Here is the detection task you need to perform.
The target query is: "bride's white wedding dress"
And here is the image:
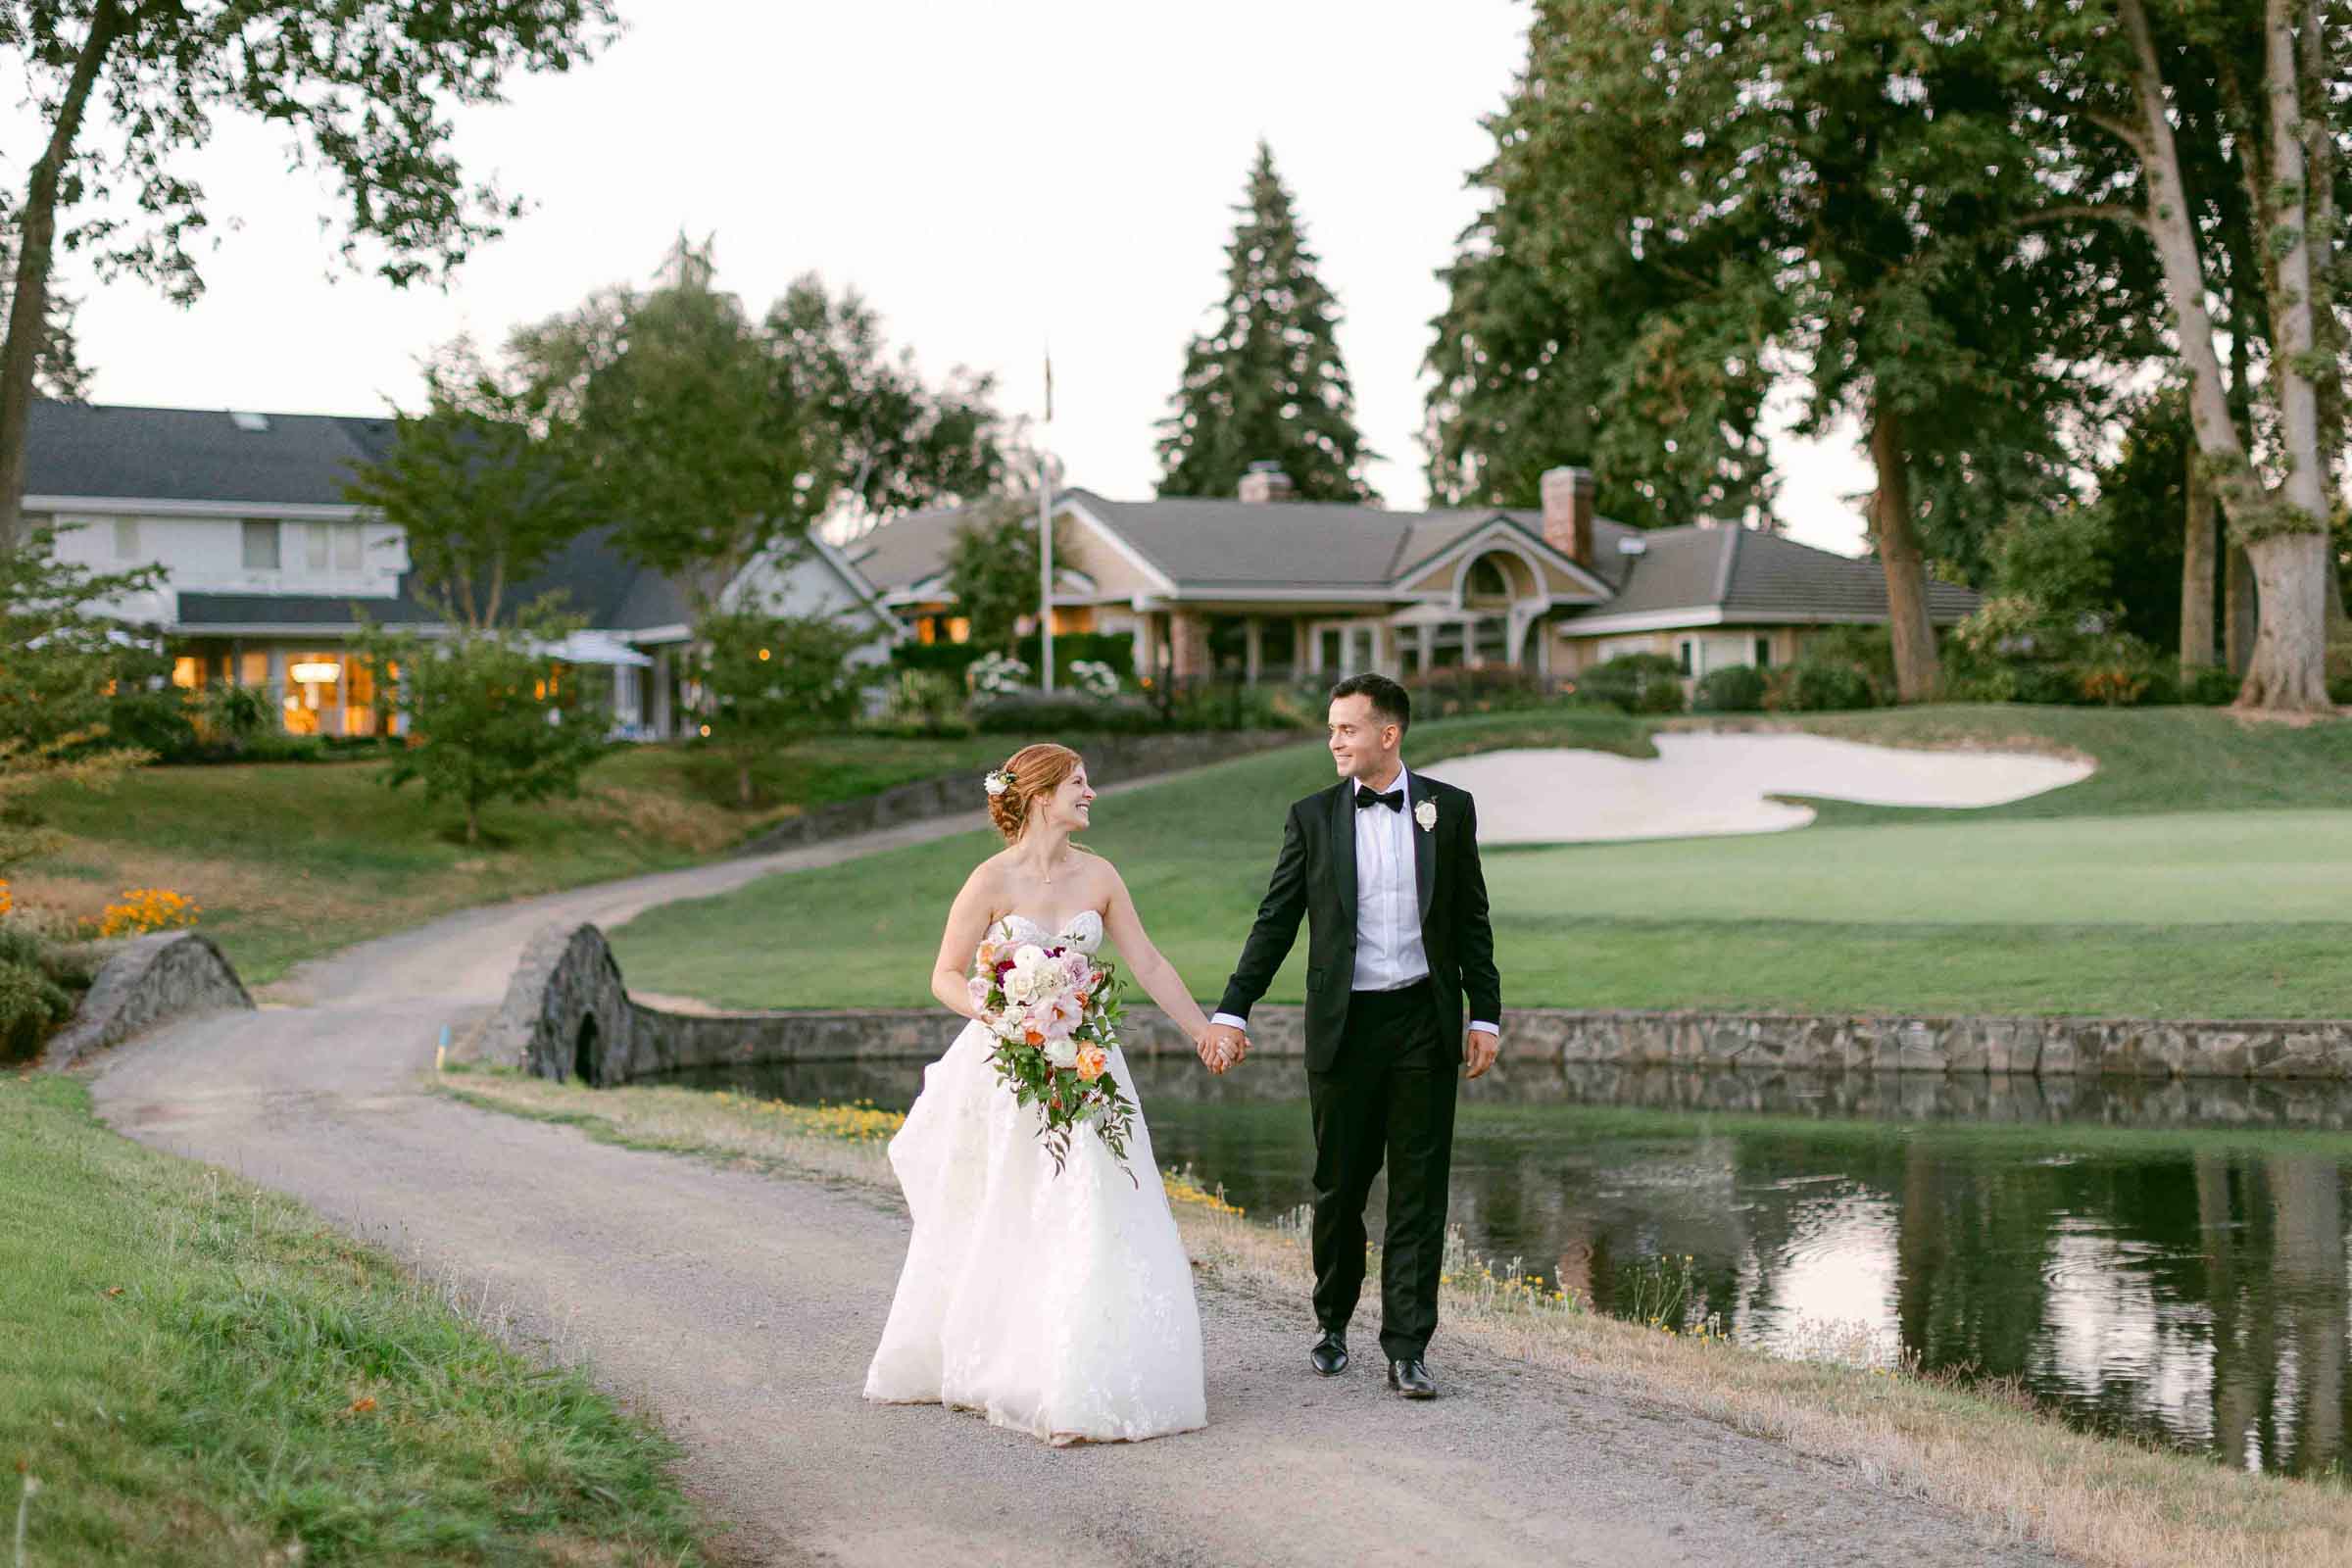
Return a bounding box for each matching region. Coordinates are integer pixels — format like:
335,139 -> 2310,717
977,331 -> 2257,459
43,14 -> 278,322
863,909 -> 1207,1444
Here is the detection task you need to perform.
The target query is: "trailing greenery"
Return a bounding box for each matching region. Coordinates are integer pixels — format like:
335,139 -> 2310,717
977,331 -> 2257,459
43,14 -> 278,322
0,1073 -> 708,1566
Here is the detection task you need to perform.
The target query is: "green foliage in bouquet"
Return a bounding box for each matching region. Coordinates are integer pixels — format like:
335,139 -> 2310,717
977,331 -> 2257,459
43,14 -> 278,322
970,925 -> 1141,1184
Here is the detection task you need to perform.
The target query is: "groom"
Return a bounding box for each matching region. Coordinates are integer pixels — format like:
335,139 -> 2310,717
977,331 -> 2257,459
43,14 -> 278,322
1200,673 -> 1500,1399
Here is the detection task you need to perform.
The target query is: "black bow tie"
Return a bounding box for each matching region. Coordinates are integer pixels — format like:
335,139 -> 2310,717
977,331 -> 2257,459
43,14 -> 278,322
1355,785 -> 1405,812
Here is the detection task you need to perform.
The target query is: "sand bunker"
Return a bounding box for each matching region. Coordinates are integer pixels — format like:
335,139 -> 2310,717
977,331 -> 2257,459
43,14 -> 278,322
1418,733 -> 2094,845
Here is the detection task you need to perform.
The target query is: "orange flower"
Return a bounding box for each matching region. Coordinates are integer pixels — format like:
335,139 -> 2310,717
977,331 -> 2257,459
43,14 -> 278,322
1075,1045 -> 1108,1082
1023,1028 -> 1045,1047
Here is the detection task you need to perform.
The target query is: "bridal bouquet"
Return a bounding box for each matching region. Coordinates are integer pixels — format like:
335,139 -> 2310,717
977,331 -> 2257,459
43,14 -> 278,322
969,922 -> 1140,1183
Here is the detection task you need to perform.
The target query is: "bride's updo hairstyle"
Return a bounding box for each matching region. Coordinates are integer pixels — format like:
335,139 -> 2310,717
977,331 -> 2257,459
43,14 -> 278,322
985,742 -> 1083,843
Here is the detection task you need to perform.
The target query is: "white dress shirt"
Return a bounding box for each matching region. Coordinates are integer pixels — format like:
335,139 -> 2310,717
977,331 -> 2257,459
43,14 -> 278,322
1215,760 -> 1497,1039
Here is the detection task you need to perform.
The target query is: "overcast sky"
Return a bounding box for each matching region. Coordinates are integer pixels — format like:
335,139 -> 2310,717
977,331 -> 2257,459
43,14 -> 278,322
52,0 -> 1875,555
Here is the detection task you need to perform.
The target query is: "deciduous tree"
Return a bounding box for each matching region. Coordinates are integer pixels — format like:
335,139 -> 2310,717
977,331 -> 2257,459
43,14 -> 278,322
0,0 -> 621,554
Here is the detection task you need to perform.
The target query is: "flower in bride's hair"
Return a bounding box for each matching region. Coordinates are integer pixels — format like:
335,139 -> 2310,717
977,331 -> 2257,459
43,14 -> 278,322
982,767 -> 1016,798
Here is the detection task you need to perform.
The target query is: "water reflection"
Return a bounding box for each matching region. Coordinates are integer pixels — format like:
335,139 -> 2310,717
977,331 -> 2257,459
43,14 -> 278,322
659,1056 -> 2352,1475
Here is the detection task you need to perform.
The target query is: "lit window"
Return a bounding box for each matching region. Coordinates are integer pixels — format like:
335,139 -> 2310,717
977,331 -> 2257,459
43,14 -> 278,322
171,657 -> 199,689
242,519 -> 280,570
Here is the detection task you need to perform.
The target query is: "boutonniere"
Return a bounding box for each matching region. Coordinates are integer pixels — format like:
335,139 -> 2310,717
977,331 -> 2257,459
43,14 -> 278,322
1414,799 -> 1438,833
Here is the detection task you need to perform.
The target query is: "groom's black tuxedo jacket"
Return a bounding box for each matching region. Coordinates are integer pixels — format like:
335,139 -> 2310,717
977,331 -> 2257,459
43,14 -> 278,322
1217,769 -> 1501,1074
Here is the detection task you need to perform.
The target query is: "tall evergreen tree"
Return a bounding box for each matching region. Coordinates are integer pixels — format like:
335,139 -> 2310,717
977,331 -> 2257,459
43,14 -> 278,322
1155,141 -> 1377,503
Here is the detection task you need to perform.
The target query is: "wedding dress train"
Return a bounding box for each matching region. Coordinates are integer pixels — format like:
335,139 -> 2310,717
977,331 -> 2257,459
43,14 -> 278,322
862,909 -> 1207,1444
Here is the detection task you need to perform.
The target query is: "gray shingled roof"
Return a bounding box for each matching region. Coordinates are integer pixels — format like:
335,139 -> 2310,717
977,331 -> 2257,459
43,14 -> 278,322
844,504 -> 965,594
26,400 -> 395,506
1560,524 -> 1978,624
1071,489 -> 1509,591
175,589 -> 440,629
1723,526 -> 1978,620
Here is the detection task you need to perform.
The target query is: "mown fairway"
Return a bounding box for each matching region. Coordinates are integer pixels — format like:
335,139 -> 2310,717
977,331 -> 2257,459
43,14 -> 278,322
608,707 -> 2352,1019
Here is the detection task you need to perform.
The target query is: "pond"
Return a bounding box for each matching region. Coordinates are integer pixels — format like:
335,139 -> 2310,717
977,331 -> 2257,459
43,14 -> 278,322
659,1054 -> 2352,1478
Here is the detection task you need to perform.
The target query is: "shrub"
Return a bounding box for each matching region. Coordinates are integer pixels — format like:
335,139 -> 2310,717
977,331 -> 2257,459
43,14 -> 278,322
880,668 -> 967,732
1154,678 -> 1319,732
890,641 -> 987,679
198,683 -> 278,752
1068,659 -> 1121,700
969,652 -> 1032,697
1769,658 -> 1878,712
1404,664 -> 1556,719
1014,630 -> 1137,683
2181,663 -> 2241,706
1574,653 -> 1687,715
1692,664 -> 1768,713
969,690 -> 1158,735
1799,625 -> 1898,702
2329,631 -> 2352,707
0,957 -> 73,1062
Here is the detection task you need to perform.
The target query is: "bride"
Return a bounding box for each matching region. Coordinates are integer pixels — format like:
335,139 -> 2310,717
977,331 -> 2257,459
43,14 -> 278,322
863,741 -> 1219,1444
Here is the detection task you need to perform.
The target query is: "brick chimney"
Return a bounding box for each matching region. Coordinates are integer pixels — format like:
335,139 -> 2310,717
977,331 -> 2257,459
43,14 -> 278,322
1541,466 -> 1595,564
1238,461 -> 1296,504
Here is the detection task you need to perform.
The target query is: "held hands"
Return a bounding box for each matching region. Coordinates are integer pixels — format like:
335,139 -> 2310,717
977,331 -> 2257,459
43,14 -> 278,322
1464,1028 -> 1500,1080
1196,1022 -> 1250,1075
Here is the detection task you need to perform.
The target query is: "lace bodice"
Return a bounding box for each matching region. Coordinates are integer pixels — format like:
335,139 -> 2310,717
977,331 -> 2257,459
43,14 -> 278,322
993,909 -> 1104,956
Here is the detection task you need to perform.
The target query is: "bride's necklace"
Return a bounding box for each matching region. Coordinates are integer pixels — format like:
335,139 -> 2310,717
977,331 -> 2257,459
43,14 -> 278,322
1026,846 -> 1067,886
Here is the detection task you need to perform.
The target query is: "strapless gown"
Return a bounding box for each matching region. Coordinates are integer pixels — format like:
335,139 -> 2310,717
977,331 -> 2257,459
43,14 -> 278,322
862,909 -> 1207,1444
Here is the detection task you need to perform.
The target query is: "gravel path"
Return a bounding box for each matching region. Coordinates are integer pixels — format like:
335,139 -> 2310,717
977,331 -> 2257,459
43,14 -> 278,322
85,801 -> 2069,1568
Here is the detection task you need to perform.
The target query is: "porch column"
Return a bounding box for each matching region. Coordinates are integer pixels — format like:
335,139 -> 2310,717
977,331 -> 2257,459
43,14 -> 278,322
1244,618 -> 1263,685
1418,623 -> 1435,672
266,649 -> 289,731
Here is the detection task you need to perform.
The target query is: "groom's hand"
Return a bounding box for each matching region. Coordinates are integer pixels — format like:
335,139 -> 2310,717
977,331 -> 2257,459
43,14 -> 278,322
1464,1029 -> 1500,1080
1199,1023 -> 1250,1074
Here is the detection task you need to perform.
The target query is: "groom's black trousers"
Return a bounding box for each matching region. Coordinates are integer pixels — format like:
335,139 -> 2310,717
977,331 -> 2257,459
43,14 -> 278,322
1307,978 -> 1458,1362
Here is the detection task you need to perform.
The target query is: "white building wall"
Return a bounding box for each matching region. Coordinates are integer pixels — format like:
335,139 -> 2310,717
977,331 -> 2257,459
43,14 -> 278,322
44,509 -> 411,608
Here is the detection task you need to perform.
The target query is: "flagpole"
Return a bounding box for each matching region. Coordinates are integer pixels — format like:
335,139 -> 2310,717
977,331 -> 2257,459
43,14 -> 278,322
1039,345 -> 1055,695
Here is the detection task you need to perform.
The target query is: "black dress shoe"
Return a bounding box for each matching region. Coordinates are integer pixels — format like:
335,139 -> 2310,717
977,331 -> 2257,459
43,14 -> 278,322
1309,1330 -> 1348,1377
1387,1357 -> 1437,1398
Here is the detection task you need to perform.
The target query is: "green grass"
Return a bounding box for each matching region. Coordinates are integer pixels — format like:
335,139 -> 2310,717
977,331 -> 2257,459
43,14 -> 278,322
12,734 -> 1017,985
0,1070 -> 709,1566
608,705 -> 2352,1019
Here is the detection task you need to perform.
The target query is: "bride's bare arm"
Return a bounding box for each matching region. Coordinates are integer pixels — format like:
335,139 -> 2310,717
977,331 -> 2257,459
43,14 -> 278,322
1100,861 -> 1209,1042
931,865 -> 1001,1020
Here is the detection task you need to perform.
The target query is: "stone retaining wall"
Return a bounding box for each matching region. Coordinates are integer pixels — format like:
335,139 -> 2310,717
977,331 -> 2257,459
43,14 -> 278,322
487,923 -> 2352,1085
43,931 -> 254,1070
735,728 -> 1306,855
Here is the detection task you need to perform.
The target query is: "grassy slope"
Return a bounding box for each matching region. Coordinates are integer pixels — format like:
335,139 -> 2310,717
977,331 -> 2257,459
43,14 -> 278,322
609,706 -> 2352,1018
13,734 -> 1012,985
0,1071 -> 708,1566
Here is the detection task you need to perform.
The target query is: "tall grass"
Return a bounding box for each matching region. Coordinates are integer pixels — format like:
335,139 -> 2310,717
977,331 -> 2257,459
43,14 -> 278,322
0,1071 -> 708,1566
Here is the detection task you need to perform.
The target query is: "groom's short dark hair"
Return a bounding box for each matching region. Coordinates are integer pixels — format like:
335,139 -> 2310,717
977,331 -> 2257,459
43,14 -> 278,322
1329,672 -> 1410,736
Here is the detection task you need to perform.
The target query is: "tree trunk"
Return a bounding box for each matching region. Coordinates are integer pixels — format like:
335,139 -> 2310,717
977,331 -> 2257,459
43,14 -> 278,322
2226,542 -> 2259,675
1865,397 -> 1939,702
466,798 -> 480,847
2180,448 -> 2217,671
2120,0 -> 2328,710
0,0 -> 123,554
737,754 -> 754,808
2235,0 -> 2337,710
